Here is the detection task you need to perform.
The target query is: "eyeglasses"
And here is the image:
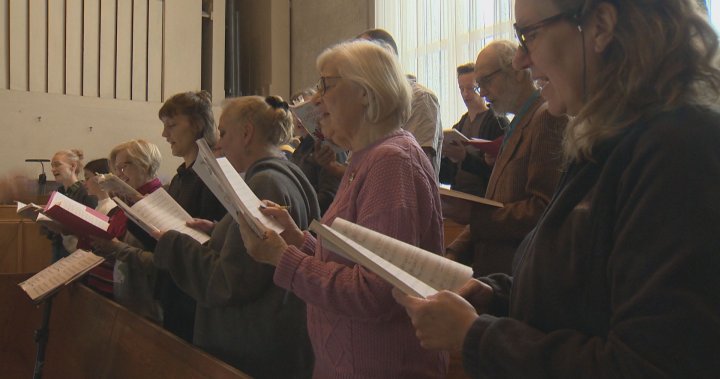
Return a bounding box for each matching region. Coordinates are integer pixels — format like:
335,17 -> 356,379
473,68 -> 503,93
514,11 -> 581,53
115,161 -> 133,174
315,76 -> 342,96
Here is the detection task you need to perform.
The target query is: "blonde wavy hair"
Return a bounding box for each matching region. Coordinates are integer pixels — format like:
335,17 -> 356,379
221,96 -> 294,147
555,0 -> 720,161
109,139 -> 162,178
316,40 -> 412,131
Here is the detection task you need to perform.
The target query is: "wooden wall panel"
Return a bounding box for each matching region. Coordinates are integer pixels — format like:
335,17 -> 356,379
66,0 -> 84,96
147,0 -> 163,101
115,0 -> 132,100
0,0 -> 7,89
28,0 -> 47,92
48,0 -> 66,94
212,0 -> 225,103
20,222 -> 51,273
83,0 -> 101,97
164,0 -> 201,98
131,0 -> 148,101
8,0 -> 28,91
0,222 -> 19,273
99,0 -> 116,98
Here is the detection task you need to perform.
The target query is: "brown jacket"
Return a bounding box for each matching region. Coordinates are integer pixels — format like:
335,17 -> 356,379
448,97 -> 567,275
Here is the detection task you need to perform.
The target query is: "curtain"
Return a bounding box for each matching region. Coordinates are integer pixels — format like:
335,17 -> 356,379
375,0 -> 515,129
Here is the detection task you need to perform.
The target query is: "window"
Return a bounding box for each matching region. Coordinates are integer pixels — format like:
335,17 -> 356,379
375,0 -> 515,129
376,0 -> 720,129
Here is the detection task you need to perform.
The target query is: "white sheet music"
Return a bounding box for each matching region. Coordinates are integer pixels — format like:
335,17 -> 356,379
311,221 -> 438,298
115,189 -> 210,244
331,218 -> 473,293
46,192 -> 110,231
193,139 -> 284,237
19,249 -> 104,301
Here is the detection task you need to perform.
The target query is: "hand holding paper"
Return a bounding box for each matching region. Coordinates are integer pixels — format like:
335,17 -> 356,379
392,288 -> 479,351
237,213 -> 287,267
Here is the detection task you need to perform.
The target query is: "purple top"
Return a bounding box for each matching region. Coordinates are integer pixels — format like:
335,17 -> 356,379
274,130 -> 448,378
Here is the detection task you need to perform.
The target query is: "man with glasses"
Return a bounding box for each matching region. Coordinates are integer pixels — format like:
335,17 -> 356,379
444,40 -> 567,276
440,63 -> 507,197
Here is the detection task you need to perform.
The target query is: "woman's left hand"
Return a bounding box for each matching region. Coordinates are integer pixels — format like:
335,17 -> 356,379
237,213 -> 288,267
392,288 -> 479,351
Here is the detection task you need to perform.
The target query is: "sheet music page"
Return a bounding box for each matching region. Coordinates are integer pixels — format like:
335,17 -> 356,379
216,158 -> 284,235
126,189 -> 210,244
309,221 -> 437,298
19,249 -> 104,301
192,142 -> 241,220
96,173 -> 142,199
193,139 -> 283,237
45,191 -> 111,230
331,218 -> 473,292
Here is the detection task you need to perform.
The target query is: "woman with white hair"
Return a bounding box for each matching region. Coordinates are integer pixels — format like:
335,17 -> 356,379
239,40 -> 447,378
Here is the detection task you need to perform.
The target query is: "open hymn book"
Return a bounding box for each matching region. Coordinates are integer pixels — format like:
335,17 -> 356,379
113,188 -> 210,244
19,249 -> 104,302
40,191 -> 114,239
16,201 -> 44,221
309,218 -> 473,298
192,139 -> 284,238
96,173 -> 143,201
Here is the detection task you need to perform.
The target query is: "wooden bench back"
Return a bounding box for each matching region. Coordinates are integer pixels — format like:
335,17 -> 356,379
0,274 -> 252,379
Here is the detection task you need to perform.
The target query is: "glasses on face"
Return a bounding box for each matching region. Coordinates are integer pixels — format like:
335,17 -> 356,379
473,68 -> 503,93
514,11 -> 580,53
315,76 -> 342,96
115,161 -> 133,174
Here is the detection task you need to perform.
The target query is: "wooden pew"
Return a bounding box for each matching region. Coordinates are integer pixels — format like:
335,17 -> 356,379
0,205 -> 52,274
443,218 -> 473,379
0,274 -> 252,379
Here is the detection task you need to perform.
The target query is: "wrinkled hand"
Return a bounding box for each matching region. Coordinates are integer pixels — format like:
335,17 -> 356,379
313,140 -> 337,167
456,279 -> 494,314
443,142 -> 467,163
237,210 -> 288,267
442,197 -> 472,225
259,200 -> 306,247
393,288 -> 479,351
186,218 -> 215,234
90,237 -> 124,258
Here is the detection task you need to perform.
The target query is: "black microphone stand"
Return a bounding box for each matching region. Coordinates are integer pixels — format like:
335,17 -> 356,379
32,295 -> 54,379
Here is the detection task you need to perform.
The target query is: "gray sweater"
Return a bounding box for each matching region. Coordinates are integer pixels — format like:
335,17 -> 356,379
154,157 -> 319,379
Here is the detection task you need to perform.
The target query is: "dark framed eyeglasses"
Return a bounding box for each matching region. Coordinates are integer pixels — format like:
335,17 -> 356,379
514,11 -> 581,53
473,68 -> 503,93
265,95 -> 289,111
315,76 -> 342,96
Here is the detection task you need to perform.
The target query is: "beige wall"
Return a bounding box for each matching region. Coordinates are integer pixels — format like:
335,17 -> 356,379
0,0 -> 226,181
290,0 -> 374,95
0,0 -> 374,179
0,90 -> 181,182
